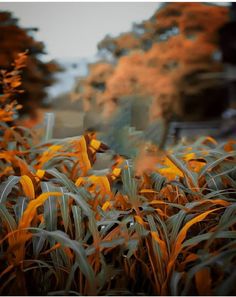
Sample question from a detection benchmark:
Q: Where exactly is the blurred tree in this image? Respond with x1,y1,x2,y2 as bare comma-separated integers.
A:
0,52,26,123
219,3,236,109
0,11,61,119
71,2,229,150
99,3,229,123
98,32,141,58
70,61,115,129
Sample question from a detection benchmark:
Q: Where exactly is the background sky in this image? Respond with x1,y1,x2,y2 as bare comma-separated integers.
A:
0,2,159,60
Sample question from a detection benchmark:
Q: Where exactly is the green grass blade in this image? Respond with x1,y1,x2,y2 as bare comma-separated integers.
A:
72,205,83,241
0,176,20,204
41,182,58,231
58,187,70,232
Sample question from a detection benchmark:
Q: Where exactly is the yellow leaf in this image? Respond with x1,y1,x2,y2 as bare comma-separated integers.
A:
200,199,230,207
158,157,184,180
89,176,111,195
75,177,85,186
90,139,101,151
10,192,62,264
203,136,217,145
19,192,62,229
102,201,111,211
20,175,35,200
79,136,92,174
49,145,62,152
150,231,160,242
140,189,158,194
183,152,196,161
111,167,121,178
35,169,45,179
149,200,166,205
135,215,145,226
36,145,63,169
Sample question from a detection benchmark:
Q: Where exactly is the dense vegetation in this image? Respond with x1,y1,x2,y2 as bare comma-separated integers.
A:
72,3,229,125
0,11,60,119
0,53,236,296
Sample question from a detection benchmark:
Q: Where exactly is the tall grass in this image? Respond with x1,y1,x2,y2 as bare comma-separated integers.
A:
0,126,236,295
1,54,236,295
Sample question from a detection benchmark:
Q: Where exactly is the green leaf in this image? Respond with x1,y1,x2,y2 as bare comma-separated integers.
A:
168,209,186,244
72,205,83,241
199,151,236,179
182,249,236,295
13,196,28,223
170,271,182,296
167,153,199,190
122,160,139,206
150,172,166,191
47,168,78,193
32,232,47,257
215,269,236,295
38,230,96,294
66,192,92,217
0,176,20,204
0,204,17,234
58,187,70,232
41,182,57,231
147,215,163,262
183,231,236,248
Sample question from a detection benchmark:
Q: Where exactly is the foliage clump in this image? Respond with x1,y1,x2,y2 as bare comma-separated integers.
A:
0,11,60,119
1,54,236,296
73,3,229,124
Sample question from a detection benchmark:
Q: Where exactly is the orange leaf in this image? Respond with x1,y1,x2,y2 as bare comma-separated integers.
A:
135,215,145,226
75,177,85,187
150,231,168,261
183,152,196,161
224,140,236,152
140,189,158,194
89,176,111,196
158,157,184,180
41,243,61,255
48,145,63,152
90,139,101,151
20,175,35,200
79,136,92,174
203,136,217,145
19,191,62,229
167,207,222,276
188,160,206,173
11,79,21,88
10,192,62,264
175,208,221,254
35,169,45,180
111,167,121,180
149,200,166,205
102,201,111,211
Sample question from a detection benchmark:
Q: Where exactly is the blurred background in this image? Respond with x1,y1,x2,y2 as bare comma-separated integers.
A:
0,2,236,151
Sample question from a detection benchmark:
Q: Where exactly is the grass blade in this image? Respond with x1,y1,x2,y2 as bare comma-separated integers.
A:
0,176,20,204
